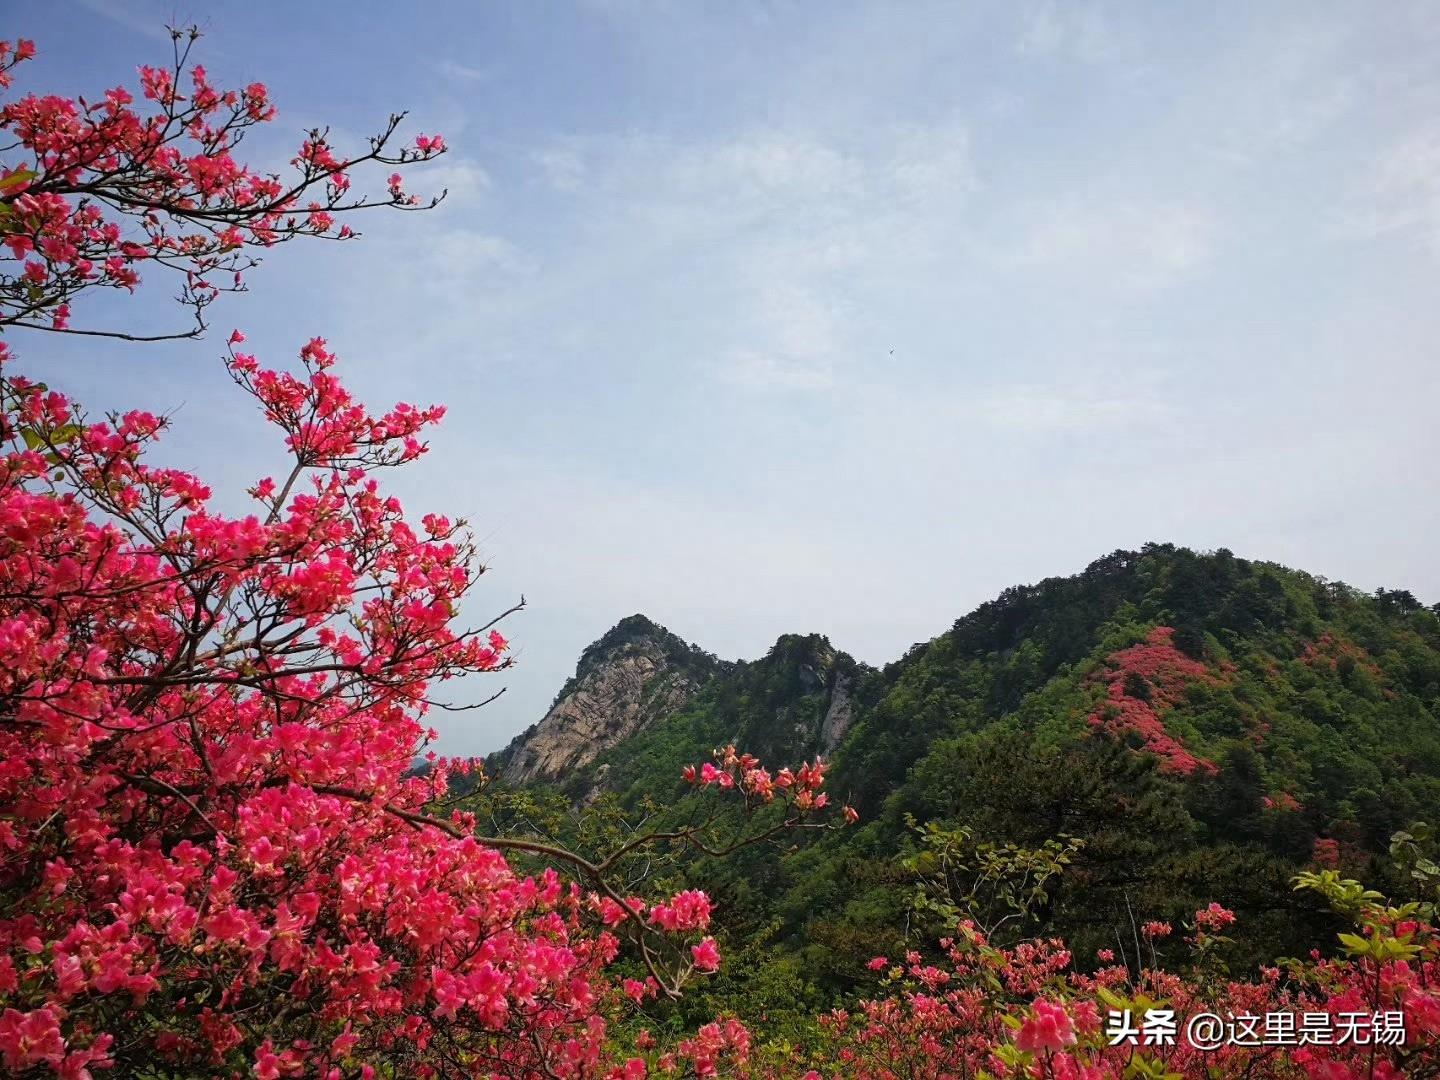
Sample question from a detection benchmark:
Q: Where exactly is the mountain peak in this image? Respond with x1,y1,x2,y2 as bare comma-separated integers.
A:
557,614,720,707
494,615,724,786
577,613,683,665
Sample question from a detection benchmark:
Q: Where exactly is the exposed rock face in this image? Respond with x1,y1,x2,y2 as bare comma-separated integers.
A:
819,672,854,754
493,617,873,795
495,615,719,785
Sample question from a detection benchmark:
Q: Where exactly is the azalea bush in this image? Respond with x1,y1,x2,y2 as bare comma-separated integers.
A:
0,33,850,1078
0,313,847,1078
0,29,443,342
734,870,1439,1080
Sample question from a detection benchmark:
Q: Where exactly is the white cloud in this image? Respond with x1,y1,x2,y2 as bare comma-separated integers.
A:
420,160,494,203
515,124,975,392
533,145,588,191
425,230,532,279
720,347,835,390
1192,20,1357,166
715,281,849,389
1017,2,1123,64
1008,199,1216,287
75,0,175,41
437,59,497,84
676,134,863,200
886,128,977,205
1354,128,1440,251
976,381,1171,433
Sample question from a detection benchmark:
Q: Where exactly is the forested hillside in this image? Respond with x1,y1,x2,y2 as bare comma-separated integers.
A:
489,543,1440,1019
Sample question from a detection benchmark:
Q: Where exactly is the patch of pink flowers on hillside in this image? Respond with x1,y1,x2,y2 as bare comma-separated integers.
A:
1086,626,1220,776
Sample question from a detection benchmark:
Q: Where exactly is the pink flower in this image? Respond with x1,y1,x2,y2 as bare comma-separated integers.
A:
649,890,712,932
698,762,724,786
1314,837,1341,868
1195,902,1236,932
254,1041,281,1080
1014,999,1077,1053
690,938,721,972
0,1006,66,1070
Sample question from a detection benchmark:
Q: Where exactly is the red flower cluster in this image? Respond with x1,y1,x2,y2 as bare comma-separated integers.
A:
1193,904,1237,933
1261,791,1303,813
1085,627,1219,775
1015,999,1078,1053
795,898,1440,1080
684,747,846,819
1298,633,1384,680
0,343,845,1073
0,339,596,1074
0,32,443,342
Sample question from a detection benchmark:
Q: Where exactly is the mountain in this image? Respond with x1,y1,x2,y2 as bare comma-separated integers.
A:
489,543,1440,985
491,614,726,787
493,615,875,798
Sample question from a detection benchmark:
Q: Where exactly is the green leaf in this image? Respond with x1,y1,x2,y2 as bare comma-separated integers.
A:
18,423,81,453
1337,932,1370,956
0,168,36,192
1096,986,1131,1012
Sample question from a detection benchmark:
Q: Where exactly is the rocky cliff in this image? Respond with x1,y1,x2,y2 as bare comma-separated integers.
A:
493,615,725,785
493,617,872,792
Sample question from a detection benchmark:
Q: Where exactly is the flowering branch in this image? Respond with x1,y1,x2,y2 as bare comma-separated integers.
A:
0,30,446,343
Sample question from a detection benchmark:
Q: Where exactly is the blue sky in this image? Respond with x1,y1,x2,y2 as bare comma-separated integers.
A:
11,1,1440,754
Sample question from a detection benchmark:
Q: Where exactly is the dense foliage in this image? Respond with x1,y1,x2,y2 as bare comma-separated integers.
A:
500,545,1440,1053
